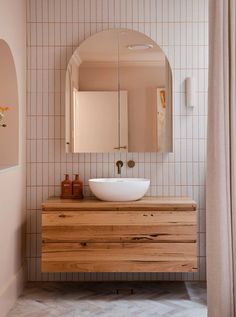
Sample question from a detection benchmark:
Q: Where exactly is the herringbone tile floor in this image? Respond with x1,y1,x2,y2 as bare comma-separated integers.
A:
7,282,207,317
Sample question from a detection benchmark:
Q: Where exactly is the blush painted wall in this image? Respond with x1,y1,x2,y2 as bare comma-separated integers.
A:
26,0,208,281
0,0,26,316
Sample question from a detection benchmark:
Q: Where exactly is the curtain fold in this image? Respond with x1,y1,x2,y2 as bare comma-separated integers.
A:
207,0,236,316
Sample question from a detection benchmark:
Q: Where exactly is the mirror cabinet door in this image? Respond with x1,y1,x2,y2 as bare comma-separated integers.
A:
118,30,172,152
65,30,120,153
65,29,173,153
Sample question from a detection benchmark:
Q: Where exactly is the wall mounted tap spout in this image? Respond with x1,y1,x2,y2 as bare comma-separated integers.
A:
116,160,123,174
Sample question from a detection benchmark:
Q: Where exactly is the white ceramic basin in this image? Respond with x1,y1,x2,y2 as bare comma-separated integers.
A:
89,178,150,202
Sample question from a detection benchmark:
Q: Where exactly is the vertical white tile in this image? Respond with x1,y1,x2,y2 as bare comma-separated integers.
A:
54,0,61,22
78,0,85,22
30,140,37,163
42,163,49,186
48,24,55,45
48,162,55,185
72,0,79,22
42,0,48,22
36,115,42,139
55,140,61,163
26,0,208,282
174,116,180,140
42,48,49,70
54,23,61,45
42,140,49,162
30,47,37,69
162,0,169,22
30,116,37,139
48,0,55,22
84,0,91,22
58,0,69,23
60,23,67,46
168,0,175,22
144,0,150,22
42,116,49,139
48,116,55,138
132,0,139,22
66,23,73,46
30,0,37,22
156,0,163,22
67,0,73,22
48,140,55,162
186,0,193,22
193,162,199,186
180,162,187,185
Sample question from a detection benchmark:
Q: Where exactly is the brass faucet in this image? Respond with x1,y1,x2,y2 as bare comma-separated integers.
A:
116,160,123,174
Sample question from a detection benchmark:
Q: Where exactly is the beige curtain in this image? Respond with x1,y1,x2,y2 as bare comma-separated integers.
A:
207,0,236,316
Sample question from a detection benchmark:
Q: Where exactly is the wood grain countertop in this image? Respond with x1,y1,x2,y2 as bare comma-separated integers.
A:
42,196,197,211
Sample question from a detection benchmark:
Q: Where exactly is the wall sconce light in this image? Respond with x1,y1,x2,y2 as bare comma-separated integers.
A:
185,77,195,108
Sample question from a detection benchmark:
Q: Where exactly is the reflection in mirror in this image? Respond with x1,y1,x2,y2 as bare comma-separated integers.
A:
65,29,173,153
0,40,19,169
119,30,172,152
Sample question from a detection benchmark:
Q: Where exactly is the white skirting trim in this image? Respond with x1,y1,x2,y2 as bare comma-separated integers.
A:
0,266,24,317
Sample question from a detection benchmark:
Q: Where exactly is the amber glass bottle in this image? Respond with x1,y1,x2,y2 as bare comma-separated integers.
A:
61,174,72,199
72,174,84,199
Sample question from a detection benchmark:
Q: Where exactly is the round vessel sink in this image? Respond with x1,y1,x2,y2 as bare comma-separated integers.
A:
89,178,150,202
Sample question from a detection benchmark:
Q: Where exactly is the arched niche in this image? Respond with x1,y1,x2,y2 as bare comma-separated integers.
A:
0,39,19,169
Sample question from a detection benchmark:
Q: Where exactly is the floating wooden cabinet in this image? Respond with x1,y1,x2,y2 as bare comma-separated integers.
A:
41,197,197,273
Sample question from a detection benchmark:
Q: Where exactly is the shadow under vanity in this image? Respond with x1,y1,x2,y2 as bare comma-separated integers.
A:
41,29,198,275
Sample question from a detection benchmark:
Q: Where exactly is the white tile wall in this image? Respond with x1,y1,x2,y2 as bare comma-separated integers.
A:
26,0,208,281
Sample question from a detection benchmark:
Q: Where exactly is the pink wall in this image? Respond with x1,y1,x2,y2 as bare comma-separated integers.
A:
0,0,26,316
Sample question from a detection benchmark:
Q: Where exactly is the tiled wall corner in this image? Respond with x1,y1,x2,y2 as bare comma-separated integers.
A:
26,0,208,282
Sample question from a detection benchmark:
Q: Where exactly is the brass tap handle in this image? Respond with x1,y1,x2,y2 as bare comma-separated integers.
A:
127,160,135,168
114,146,127,150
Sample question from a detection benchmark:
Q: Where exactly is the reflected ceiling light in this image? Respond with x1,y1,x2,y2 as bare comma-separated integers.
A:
127,44,153,50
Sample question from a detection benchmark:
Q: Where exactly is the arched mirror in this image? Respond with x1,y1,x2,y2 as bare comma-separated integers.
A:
65,29,173,153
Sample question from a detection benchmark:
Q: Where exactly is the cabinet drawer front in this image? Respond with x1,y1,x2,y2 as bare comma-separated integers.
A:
42,210,196,226
42,242,197,273
42,225,197,243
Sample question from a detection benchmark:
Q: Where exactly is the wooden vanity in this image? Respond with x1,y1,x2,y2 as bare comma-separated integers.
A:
41,197,197,273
